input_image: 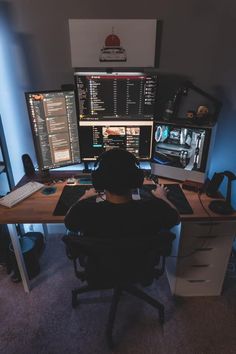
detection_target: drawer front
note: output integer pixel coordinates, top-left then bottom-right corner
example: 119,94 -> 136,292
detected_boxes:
177,263 -> 219,279
177,234 -> 234,267
175,277 -> 222,296
182,221 -> 236,237
179,222 -> 236,258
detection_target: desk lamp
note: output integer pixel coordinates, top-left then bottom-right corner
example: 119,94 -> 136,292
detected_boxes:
209,171 -> 236,214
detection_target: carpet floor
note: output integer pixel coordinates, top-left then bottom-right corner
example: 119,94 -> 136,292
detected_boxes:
0,234 -> 236,354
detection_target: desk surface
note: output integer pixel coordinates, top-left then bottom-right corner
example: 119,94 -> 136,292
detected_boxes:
0,173 -> 236,224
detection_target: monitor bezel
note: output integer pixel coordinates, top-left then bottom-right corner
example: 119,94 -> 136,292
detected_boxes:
25,89 -> 81,172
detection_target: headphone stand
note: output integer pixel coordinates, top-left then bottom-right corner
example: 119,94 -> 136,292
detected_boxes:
208,171 -> 236,215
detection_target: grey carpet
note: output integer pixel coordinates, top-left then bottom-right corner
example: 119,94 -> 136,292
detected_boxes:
0,234 -> 236,354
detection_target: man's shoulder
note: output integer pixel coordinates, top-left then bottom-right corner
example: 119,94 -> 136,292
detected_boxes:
76,198 -> 109,209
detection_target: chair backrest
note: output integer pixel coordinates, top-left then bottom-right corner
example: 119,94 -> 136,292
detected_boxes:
63,231 -> 175,288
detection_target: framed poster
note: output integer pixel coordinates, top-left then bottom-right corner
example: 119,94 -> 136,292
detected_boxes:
69,19 -> 158,68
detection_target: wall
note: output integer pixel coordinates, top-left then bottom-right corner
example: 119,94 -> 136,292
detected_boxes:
1,0 -> 236,205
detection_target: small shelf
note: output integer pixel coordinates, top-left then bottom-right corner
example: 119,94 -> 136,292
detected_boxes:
155,118 -> 216,129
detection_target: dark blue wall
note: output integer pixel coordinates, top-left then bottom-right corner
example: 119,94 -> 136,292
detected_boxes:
2,0 -> 236,206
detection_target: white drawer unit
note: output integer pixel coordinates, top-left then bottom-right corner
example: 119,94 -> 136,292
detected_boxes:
166,221 -> 236,296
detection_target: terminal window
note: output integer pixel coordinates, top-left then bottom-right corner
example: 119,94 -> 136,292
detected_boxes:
26,91 -> 81,170
75,71 -> 158,120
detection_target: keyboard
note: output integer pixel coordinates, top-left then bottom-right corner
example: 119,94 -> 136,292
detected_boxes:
53,185 -> 89,216
140,183 -> 193,214
0,181 -> 44,208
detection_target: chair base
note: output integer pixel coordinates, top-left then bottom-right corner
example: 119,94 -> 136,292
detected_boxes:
71,284 -> 164,348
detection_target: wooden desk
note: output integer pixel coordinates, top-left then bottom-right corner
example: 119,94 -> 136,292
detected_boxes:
0,175 -> 235,294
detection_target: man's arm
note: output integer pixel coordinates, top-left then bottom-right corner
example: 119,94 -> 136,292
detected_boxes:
78,188 -> 98,201
151,184 -> 180,227
151,184 -> 178,211
64,188 -> 98,232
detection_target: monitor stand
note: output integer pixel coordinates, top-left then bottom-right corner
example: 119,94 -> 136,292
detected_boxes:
39,169 -> 52,183
83,162 -> 92,174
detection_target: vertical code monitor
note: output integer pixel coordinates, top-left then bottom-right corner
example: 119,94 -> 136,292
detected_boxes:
25,90 -> 81,172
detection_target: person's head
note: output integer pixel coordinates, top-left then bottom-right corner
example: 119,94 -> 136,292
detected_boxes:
92,148 -> 144,195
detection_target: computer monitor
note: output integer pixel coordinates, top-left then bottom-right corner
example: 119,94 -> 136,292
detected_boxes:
74,69 -> 158,121
151,122 -> 215,183
25,90 -> 81,172
79,120 -> 154,161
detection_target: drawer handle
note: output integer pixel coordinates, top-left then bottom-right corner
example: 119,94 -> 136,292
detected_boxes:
187,279 -> 210,283
191,264 -> 210,268
195,247 -> 213,251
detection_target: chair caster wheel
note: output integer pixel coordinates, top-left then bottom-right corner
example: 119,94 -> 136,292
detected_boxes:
72,290 -> 78,308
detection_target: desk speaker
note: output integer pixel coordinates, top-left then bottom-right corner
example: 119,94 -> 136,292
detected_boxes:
22,154 -> 35,176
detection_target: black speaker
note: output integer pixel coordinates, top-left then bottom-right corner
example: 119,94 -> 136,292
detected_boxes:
22,154 -> 35,177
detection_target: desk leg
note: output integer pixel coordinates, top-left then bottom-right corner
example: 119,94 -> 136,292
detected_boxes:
8,224 -> 31,293
42,223 -> 49,242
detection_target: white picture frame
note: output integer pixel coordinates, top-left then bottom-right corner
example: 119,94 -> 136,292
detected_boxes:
69,19 -> 158,68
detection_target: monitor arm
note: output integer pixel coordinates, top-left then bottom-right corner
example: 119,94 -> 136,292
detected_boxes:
172,81 -> 222,119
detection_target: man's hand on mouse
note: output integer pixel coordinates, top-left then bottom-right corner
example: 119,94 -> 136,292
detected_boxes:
151,184 -> 179,212
151,184 -> 169,199
79,188 -> 98,201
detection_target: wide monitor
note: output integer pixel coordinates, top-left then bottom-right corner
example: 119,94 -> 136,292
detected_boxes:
74,70 -> 158,121
151,122 -> 214,183
25,90 -> 81,172
79,120 -> 154,161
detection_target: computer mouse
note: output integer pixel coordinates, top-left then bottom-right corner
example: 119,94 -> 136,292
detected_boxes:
41,186 -> 57,195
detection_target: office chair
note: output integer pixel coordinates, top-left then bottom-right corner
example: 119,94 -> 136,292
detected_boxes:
62,231 -> 175,348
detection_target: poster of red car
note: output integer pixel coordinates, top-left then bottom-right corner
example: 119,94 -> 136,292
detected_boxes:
69,19 -> 157,67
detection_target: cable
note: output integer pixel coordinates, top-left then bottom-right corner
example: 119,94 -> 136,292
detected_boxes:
197,190 -> 212,218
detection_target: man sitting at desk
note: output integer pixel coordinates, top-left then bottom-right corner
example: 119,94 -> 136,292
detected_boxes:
64,149 -> 179,237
